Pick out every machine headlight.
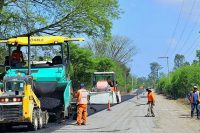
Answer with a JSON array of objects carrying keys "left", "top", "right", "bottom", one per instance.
[
  {"left": 0, "top": 97, "right": 22, "bottom": 102},
  {"left": 13, "top": 98, "right": 17, "bottom": 102},
  {"left": 0, "top": 98, "right": 5, "bottom": 102},
  {"left": 12, "top": 97, "right": 22, "bottom": 102},
  {"left": 16, "top": 98, "right": 22, "bottom": 102},
  {"left": 5, "top": 98, "right": 9, "bottom": 102}
]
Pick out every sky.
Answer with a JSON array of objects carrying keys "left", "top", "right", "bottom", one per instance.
[{"left": 112, "top": 0, "right": 200, "bottom": 77}]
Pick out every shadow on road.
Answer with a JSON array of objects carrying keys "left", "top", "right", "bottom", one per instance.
[
  {"left": 4, "top": 94, "right": 135, "bottom": 133},
  {"left": 54, "top": 127, "right": 130, "bottom": 132},
  {"left": 179, "top": 114, "right": 196, "bottom": 119},
  {"left": 136, "top": 103, "right": 147, "bottom": 106},
  {"left": 132, "top": 115, "right": 146, "bottom": 117}
]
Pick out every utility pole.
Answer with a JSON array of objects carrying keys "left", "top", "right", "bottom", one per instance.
[{"left": 158, "top": 56, "right": 170, "bottom": 81}]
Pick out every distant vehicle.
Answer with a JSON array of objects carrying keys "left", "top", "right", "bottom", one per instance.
[{"left": 90, "top": 72, "right": 121, "bottom": 104}]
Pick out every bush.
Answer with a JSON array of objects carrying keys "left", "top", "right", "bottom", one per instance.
[{"left": 158, "top": 65, "right": 200, "bottom": 99}]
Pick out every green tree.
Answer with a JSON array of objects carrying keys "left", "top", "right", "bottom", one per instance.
[
  {"left": 183, "top": 61, "right": 190, "bottom": 66},
  {"left": 196, "top": 50, "right": 200, "bottom": 63},
  {"left": 0, "top": 46, "right": 7, "bottom": 64},
  {"left": 192, "top": 60, "right": 198, "bottom": 65},
  {"left": 94, "top": 58, "right": 113, "bottom": 72},
  {"left": 174, "top": 54, "right": 185, "bottom": 69},
  {"left": 0, "top": 0, "right": 120, "bottom": 39},
  {"left": 148, "top": 62, "right": 161, "bottom": 88},
  {"left": 65, "top": 43, "right": 94, "bottom": 90},
  {"left": 137, "top": 77, "right": 148, "bottom": 88}
]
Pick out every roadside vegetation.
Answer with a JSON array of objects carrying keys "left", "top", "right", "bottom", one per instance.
[
  {"left": 156, "top": 51, "right": 200, "bottom": 99},
  {"left": 0, "top": 1, "right": 137, "bottom": 93}
]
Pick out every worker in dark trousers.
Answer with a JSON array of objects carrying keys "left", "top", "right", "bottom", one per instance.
[{"left": 188, "top": 86, "right": 200, "bottom": 118}]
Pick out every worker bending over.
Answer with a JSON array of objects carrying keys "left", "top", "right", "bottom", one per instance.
[
  {"left": 145, "top": 87, "right": 155, "bottom": 117},
  {"left": 76, "top": 83, "right": 89, "bottom": 125},
  {"left": 188, "top": 86, "right": 200, "bottom": 118}
]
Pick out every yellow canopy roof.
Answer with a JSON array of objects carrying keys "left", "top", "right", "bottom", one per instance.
[{"left": 0, "top": 36, "right": 84, "bottom": 46}]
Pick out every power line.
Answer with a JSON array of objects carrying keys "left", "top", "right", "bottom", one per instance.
[
  {"left": 170, "top": 0, "right": 197, "bottom": 56},
  {"left": 185, "top": 35, "right": 200, "bottom": 59},
  {"left": 164, "top": 0, "right": 185, "bottom": 57},
  {"left": 177, "top": 0, "right": 200, "bottom": 54}
]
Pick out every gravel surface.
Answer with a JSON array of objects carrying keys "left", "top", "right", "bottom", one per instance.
[{"left": 46, "top": 93, "right": 200, "bottom": 133}]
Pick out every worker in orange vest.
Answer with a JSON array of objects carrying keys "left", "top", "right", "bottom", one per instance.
[
  {"left": 145, "top": 87, "right": 155, "bottom": 117},
  {"left": 11, "top": 46, "right": 24, "bottom": 66},
  {"left": 76, "top": 83, "right": 89, "bottom": 125}
]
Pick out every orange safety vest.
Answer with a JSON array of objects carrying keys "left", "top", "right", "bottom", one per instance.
[
  {"left": 76, "top": 89, "right": 88, "bottom": 105},
  {"left": 147, "top": 91, "right": 155, "bottom": 103},
  {"left": 12, "top": 50, "right": 23, "bottom": 62}
]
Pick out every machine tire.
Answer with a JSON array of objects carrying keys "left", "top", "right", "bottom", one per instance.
[
  {"left": 29, "top": 109, "right": 38, "bottom": 131},
  {"left": 43, "top": 111, "right": 49, "bottom": 126},
  {"left": 37, "top": 109, "right": 43, "bottom": 129},
  {"left": 0, "top": 124, "right": 12, "bottom": 131},
  {"left": 5, "top": 124, "right": 12, "bottom": 130}
]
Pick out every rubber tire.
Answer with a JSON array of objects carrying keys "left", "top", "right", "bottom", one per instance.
[
  {"left": 29, "top": 109, "right": 38, "bottom": 131},
  {"left": 43, "top": 111, "right": 49, "bottom": 126},
  {"left": 0, "top": 124, "right": 12, "bottom": 132},
  {"left": 5, "top": 124, "right": 12, "bottom": 131},
  {"left": 38, "top": 109, "right": 43, "bottom": 129}
]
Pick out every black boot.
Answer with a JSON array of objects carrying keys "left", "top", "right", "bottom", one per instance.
[{"left": 191, "top": 111, "right": 194, "bottom": 118}]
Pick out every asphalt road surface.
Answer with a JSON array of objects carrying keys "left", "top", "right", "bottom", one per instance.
[
  {"left": 4, "top": 93, "right": 136, "bottom": 133},
  {"left": 6, "top": 91, "right": 200, "bottom": 133}
]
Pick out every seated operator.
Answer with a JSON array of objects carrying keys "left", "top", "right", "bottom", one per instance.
[{"left": 11, "top": 46, "right": 24, "bottom": 66}]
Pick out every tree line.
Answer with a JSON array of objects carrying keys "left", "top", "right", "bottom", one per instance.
[
  {"left": 0, "top": 0, "right": 138, "bottom": 92},
  {"left": 148, "top": 50, "right": 200, "bottom": 99}
]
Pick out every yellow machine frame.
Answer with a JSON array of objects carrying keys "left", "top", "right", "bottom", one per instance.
[
  {"left": 23, "top": 84, "right": 41, "bottom": 122},
  {"left": 0, "top": 36, "right": 84, "bottom": 45}
]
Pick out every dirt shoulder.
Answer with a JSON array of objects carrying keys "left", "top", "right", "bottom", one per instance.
[{"left": 152, "top": 94, "right": 200, "bottom": 133}]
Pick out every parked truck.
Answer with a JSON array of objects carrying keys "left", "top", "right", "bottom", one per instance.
[{"left": 0, "top": 36, "right": 84, "bottom": 130}]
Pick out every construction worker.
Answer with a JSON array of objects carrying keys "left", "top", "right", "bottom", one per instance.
[
  {"left": 107, "top": 76, "right": 113, "bottom": 87},
  {"left": 145, "top": 87, "right": 155, "bottom": 117},
  {"left": 11, "top": 46, "right": 24, "bottom": 66},
  {"left": 188, "top": 86, "right": 200, "bottom": 118},
  {"left": 76, "top": 83, "right": 89, "bottom": 125}
]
